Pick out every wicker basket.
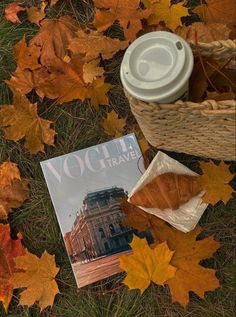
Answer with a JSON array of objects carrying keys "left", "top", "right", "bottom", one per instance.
[{"left": 126, "top": 39, "right": 236, "bottom": 161}]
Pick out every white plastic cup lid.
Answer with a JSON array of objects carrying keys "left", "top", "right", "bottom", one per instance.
[{"left": 120, "top": 31, "right": 194, "bottom": 103}]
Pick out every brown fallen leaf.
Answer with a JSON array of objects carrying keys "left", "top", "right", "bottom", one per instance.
[
  {"left": 50, "top": 0, "right": 59, "bottom": 6},
  {"left": 93, "top": 0, "right": 151, "bottom": 41},
  {"left": 193, "top": 0, "right": 236, "bottom": 25},
  {"left": 176, "top": 22, "right": 231, "bottom": 43},
  {"left": 6, "top": 67, "right": 35, "bottom": 95},
  {"left": 143, "top": 0, "right": 189, "bottom": 31},
  {"left": 4, "top": 2, "right": 25, "bottom": 23},
  {"left": 198, "top": 161, "right": 235, "bottom": 205},
  {"left": 0, "top": 161, "right": 20, "bottom": 189},
  {"left": 0, "top": 92, "right": 56, "bottom": 154},
  {"left": 68, "top": 29, "right": 129, "bottom": 61},
  {"left": 13, "top": 36, "right": 41, "bottom": 70},
  {"left": 122, "top": 203, "right": 220, "bottom": 308},
  {"left": 102, "top": 110, "right": 126, "bottom": 137},
  {"left": 0, "top": 179, "right": 30, "bottom": 220},
  {"left": 0, "top": 224, "right": 26, "bottom": 311},
  {"left": 26, "top": 1, "right": 47, "bottom": 26},
  {"left": 11, "top": 251, "right": 59, "bottom": 311},
  {"left": 119, "top": 236, "right": 176, "bottom": 293},
  {"left": 83, "top": 59, "right": 104, "bottom": 84},
  {"left": 30, "top": 16, "right": 79, "bottom": 66}
]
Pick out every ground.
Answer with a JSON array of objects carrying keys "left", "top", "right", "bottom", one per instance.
[{"left": 0, "top": 1, "right": 235, "bottom": 317}]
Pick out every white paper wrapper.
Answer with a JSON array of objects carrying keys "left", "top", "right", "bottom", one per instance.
[{"left": 128, "top": 151, "right": 208, "bottom": 233}]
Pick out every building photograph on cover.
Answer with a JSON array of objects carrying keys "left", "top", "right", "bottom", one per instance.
[{"left": 41, "top": 134, "right": 148, "bottom": 287}]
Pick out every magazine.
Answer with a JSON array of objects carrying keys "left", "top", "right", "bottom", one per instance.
[{"left": 41, "top": 133, "right": 145, "bottom": 288}]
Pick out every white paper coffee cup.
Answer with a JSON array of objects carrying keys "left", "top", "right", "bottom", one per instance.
[{"left": 120, "top": 31, "right": 193, "bottom": 103}]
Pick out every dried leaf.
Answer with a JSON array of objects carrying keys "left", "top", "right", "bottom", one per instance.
[
  {"left": 198, "top": 161, "right": 235, "bottom": 205},
  {"left": 176, "top": 22, "right": 231, "bottom": 43},
  {"left": 68, "top": 29, "right": 129, "bottom": 61},
  {"left": 0, "top": 224, "right": 25, "bottom": 311},
  {"left": 30, "top": 16, "right": 78, "bottom": 66},
  {"left": 86, "top": 78, "right": 113, "bottom": 111},
  {"left": 206, "top": 91, "right": 235, "bottom": 101},
  {"left": 193, "top": 0, "right": 236, "bottom": 25},
  {"left": 13, "top": 36, "right": 41, "bottom": 70},
  {"left": 4, "top": 2, "right": 25, "bottom": 23},
  {"left": 6, "top": 68, "right": 35, "bottom": 95},
  {"left": 119, "top": 236, "right": 176, "bottom": 293},
  {"left": 0, "top": 178, "right": 30, "bottom": 220},
  {"left": 50, "top": 0, "right": 59, "bottom": 6},
  {"left": 0, "top": 93, "right": 56, "bottom": 154},
  {"left": 0, "top": 161, "right": 20, "bottom": 189},
  {"left": 93, "top": 0, "right": 151, "bottom": 41},
  {"left": 143, "top": 0, "right": 189, "bottom": 31},
  {"left": 83, "top": 59, "right": 104, "bottom": 84},
  {"left": 122, "top": 205, "right": 221, "bottom": 307},
  {"left": 102, "top": 110, "right": 126, "bottom": 137},
  {"left": 26, "top": 1, "right": 47, "bottom": 26},
  {"left": 11, "top": 251, "right": 59, "bottom": 310}
]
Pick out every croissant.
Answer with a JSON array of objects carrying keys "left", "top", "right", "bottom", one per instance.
[{"left": 129, "top": 172, "right": 202, "bottom": 210}]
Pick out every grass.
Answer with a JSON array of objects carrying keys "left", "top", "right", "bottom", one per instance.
[{"left": 0, "top": 1, "right": 235, "bottom": 316}]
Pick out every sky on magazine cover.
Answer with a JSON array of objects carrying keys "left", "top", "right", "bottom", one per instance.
[{"left": 41, "top": 135, "right": 144, "bottom": 233}]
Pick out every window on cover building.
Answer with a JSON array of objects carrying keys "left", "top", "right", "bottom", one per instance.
[
  {"left": 109, "top": 224, "right": 115, "bottom": 235},
  {"left": 99, "top": 227, "right": 105, "bottom": 238}
]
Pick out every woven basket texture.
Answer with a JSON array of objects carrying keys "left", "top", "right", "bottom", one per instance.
[{"left": 126, "top": 40, "right": 236, "bottom": 161}]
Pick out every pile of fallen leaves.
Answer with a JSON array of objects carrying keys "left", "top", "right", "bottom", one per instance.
[{"left": 0, "top": 0, "right": 236, "bottom": 313}]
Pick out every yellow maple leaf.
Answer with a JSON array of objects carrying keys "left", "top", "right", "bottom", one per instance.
[
  {"left": 120, "top": 236, "right": 176, "bottom": 293},
  {"left": 198, "top": 161, "right": 235, "bottom": 205},
  {"left": 102, "top": 110, "right": 126, "bottom": 137},
  {"left": 11, "top": 251, "right": 59, "bottom": 311},
  {"left": 86, "top": 78, "right": 113, "bottom": 111},
  {"left": 0, "top": 162, "right": 20, "bottom": 189},
  {"left": 193, "top": 0, "right": 236, "bottom": 25},
  {"left": 122, "top": 201, "right": 221, "bottom": 307},
  {"left": 143, "top": 0, "right": 189, "bottom": 31},
  {"left": 0, "top": 92, "right": 56, "bottom": 154}
]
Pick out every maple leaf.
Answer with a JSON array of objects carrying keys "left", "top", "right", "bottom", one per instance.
[
  {"left": 120, "top": 236, "right": 176, "bottom": 293},
  {"left": 0, "top": 161, "right": 20, "bottom": 189},
  {"left": 30, "top": 16, "right": 78, "bottom": 66},
  {"left": 93, "top": 0, "right": 151, "bottom": 41},
  {"left": 83, "top": 59, "right": 104, "bottom": 84},
  {"left": 4, "top": 2, "right": 25, "bottom": 23},
  {"left": 0, "top": 92, "right": 56, "bottom": 154},
  {"left": 13, "top": 36, "right": 41, "bottom": 70},
  {"left": 26, "top": 1, "right": 47, "bottom": 26},
  {"left": 122, "top": 203, "right": 221, "bottom": 307},
  {"left": 86, "top": 78, "right": 113, "bottom": 111},
  {"left": 68, "top": 29, "right": 129, "bottom": 61},
  {"left": 11, "top": 251, "right": 59, "bottom": 310},
  {"left": 143, "top": 0, "right": 189, "bottom": 31},
  {"left": 6, "top": 68, "right": 35, "bottom": 95},
  {"left": 0, "top": 179, "right": 30, "bottom": 220},
  {"left": 193, "top": 0, "right": 236, "bottom": 25},
  {"left": 102, "top": 110, "right": 126, "bottom": 137},
  {"left": 198, "top": 161, "right": 235, "bottom": 205},
  {"left": 176, "top": 22, "right": 231, "bottom": 43},
  {"left": 50, "top": 0, "right": 59, "bottom": 6},
  {"left": 0, "top": 224, "right": 25, "bottom": 311}
]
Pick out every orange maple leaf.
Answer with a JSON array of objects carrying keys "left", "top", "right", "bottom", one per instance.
[
  {"left": 93, "top": 0, "right": 151, "bottom": 41},
  {"left": 120, "top": 236, "right": 176, "bottom": 293},
  {"left": 68, "top": 29, "right": 129, "bottom": 61},
  {"left": 102, "top": 110, "right": 126, "bottom": 137},
  {"left": 11, "top": 251, "right": 59, "bottom": 311},
  {"left": 83, "top": 59, "right": 104, "bottom": 84},
  {"left": 122, "top": 201, "right": 220, "bottom": 307},
  {"left": 0, "top": 92, "right": 56, "bottom": 154},
  {"left": 26, "top": 1, "right": 47, "bottom": 26},
  {"left": 198, "top": 161, "right": 235, "bottom": 205},
  {"left": 86, "top": 78, "right": 113, "bottom": 111},
  {"left": 0, "top": 224, "right": 26, "bottom": 311},
  {"left": 193, "top": 0, "right": 236, "bottom": 25},
  {"left": 4, "top": 2, "right": 25, "bottom": 23},
  {"left": 0, "top": 161, "right": 20, "bottom": 189}
]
